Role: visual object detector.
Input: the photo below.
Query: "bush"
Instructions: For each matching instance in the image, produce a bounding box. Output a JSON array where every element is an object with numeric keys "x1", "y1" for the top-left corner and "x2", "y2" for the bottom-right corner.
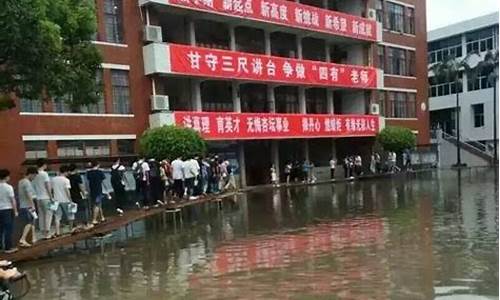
[
  {"x1": 376, "y1": 126, "x2": 416, "y2": 154},
  {"x1": 139, "y1": 125, "x2": 207, "y2": 160}
]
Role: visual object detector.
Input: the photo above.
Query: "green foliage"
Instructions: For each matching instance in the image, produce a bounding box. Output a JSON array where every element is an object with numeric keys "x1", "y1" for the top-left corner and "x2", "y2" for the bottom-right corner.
[
  {"x1": 429, "y1": 53, "x2": 475, "y2": 86},
  {"x1": 377, "y1": 126, "x2": 416, "y2": 154},
  {"x1": 473, "y1": 50, "x2": 499, "y2": 86},
  {"x1": 0, "y1": 0, "x2": 101, "y2": 111},
  {"x1": 140, "y1": 126, "x2": 207, "y2": 160}
]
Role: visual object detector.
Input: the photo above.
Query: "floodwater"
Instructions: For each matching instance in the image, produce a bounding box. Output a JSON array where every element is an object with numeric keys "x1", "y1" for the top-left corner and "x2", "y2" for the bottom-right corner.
[{"x1": 20, "y1": 168, "x2": 498, "y2": 300}]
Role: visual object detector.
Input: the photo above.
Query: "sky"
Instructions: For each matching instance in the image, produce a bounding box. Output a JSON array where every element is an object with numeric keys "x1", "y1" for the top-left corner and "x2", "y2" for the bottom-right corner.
[{"x1": 427, "y1": 0, "x2": 499, "y2": 30}]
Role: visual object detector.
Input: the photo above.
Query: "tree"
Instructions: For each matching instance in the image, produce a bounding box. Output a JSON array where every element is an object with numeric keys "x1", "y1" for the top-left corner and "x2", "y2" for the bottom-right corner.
[
  {"x1": 0, "y1": 0, "x2": 102, "y2": 111},
  {"x1": 472, "y1": 50, "x2": 499, "y2": 163},
  {"x1": 429, "y1": 53, "x2": 475, "y2": 166},
  {"x1": 140, "y1": 126, "x2": 207, "y2": 160},
  {"x1": 377, "y1": 126, "x2": 416, "y2": 154}
]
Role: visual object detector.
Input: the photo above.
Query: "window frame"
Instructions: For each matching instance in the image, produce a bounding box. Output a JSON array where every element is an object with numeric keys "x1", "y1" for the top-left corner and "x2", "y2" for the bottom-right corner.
[
  {"x1": 111, "y1": 70, "x2": 131, "y2": 114},
  {"x1": 104, "y1": 0, "x2": 124, "y2": 44},
  {"x1": 472, "y1": 103, "x2": 485, "y2": 128}
]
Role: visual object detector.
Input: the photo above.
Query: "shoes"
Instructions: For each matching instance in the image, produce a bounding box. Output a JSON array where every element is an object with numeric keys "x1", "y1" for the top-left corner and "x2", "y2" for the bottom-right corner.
[
  {"x1": 4, "y1": 248, "x2": 18, "y2": 254},
  {"x1": 19, "y1": 241, "x2": 31, "y2": 248},
  {"x1": 135, "y1": 202, "x2": 141, "y2": 209},
  {"x1": 116, "y1": 208, "x2": 124, "y2": 215}
]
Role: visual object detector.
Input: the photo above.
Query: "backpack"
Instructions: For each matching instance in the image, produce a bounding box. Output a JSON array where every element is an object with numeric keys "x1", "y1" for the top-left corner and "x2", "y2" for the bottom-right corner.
[
  {"x1": 133, "y1": 161, "x2": 143, "y2": 180},
  {"x1": 149, "y1": 161, "x2": 160, "y2": 178}
]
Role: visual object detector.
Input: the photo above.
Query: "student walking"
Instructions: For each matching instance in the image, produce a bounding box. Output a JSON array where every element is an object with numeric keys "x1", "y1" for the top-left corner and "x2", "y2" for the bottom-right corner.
[
  {"x1": 68, "y1": 164, "x2": 90, "y2": 229},
  {"x1": 32, "y1": 159, "x2": 53, "y2": 239},
  {"x1": 171, "y1": 156, "x2": 185, "y2": 200},
  {"x1": 284, "y1": 162, "x2": 292, "y2": 185},
  {"x1": 329, "y1": 157, "x2": 336, "y2": 179},
  {"x1": 148, "y1": 158, "x2": 164, "y2": 205},
  {"x1": 87, "y1": 161, "x2": 108, "y2": 225},
  {"x1": 51, "y1": 166, "x2": 75, "y2": 235},
  {"x1": 184, "y1": 156, "x2": 200, "y2": 199},
  {"x1": 270, "y1": 165, "x2": 278, "y2": 187},
  {"x1": 0, "y1": 169, "x2": 18, "y2": 253},
  {"x1": 17, "y1": 167, "x2": 38, "y2": 247},
  {"x1": 223, "y1": 160, "x2": 236, "y2": 191},
  {"x1": 111, "y1": 159, "x2": 127, "y2": 214}
]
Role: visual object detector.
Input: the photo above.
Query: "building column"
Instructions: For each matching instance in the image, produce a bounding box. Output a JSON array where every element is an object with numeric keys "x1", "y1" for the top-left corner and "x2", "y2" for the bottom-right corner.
[
  {"x1": 264, "y1": 30, "x2": 271, "y2": 55},
  {"x1": 296, "y1": 34, "x2": 303, "y2": 60},
  {"x1": 322, "y1": 0, "x2": 328, "y2": 9},
  {"x1": 271, "y1": 140, "x2": 280, "y2": 181},
  {"x1": 239, "y1": 142, "x2": 247, "y2": 187},
  {"x1": 229, "y1": 25, "x2": 236, "y2": 51},
  {"x1": 325, "y1": 43, "x2": 331, "y2": 63},
  {"x1": 304, "y1": 139, "x2": 310, "y2": 161},
  {"x1": 267, "y1": 85, "x2": 276, "y2": 113},
  {"x1": 327, "y1": 89, "x2": 334, "y2": 114},
  {"x1": 232, "y1": 81, "x2": 241, "y2": 112},
  {"x1": 299, "y1": 87, "x2": 306, "y2": 113},
  {"x1": 191, "y1": 79, "x2": 202, "y2": 111},
  {"x1": 188, "y1": 18, "x2": 196, "y2": 46},
  {"x1": 331, "y1": 138, "x2": 337, "y2": 160}
]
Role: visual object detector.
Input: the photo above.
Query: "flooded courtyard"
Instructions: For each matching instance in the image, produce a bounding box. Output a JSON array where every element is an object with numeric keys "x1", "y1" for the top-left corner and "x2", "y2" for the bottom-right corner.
[{"x1": 20, "y1": 168, "x2": 498, "y2": 299}]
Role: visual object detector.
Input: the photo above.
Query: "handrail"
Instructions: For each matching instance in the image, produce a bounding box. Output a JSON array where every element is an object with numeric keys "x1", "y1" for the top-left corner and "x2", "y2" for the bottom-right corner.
[{"x1": 441, "y1": 131, "x2": 494, "y2": 162}]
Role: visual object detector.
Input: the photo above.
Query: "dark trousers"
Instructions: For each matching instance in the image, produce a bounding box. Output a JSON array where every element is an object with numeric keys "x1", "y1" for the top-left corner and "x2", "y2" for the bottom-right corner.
[
  {"x1": 0, "y1": 209, "x2": 14, "y2": 251},
  {"x1": 150, "y1": 177, "x2": 164, "y2": 202},
  {"x1": 185, "y1": 177, "x2": 195, "y2": 197},
  {"x1": 173, "y1": 179, "x2": 184, "y2": 198},
  {"x1": 112, "y1": 183, "x2": 127, "y2": 209},
  {"x1": 330, "y1": 168, "x2": 335, "y2": 179},
  {"x1": 140, "y1": 181, "x2": 151, "y2": 206}
]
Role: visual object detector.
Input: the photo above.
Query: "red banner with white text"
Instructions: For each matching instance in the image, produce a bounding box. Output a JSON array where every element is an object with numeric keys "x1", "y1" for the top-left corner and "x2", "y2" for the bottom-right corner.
[
  {"x1": 168, "y1": 44, "x2": 378, "y2": 89},
  {"x1": 165, "y1": 0, "x2": 377, "y2": 41},
  {"x1": 173, "y1": 111, "x2": 379, "y2": 140}
]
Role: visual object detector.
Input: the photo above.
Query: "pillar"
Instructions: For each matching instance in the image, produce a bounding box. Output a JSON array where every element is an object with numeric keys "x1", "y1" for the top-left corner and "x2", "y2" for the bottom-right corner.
[
  {"x1": 325, "y1": 43, "x2": 331, "y2": 63},
  {"x1": 299, "y1": 87, "x2": 306, "y2": 113},
  {"x1": 229, "y1": 25, "x2": 236, "y2": 51},
  {"x1": 271, "y1": 140, "x2": 280, "y2": 180},
  {"x1": 327, "y1": 89, "x2": 334, "y2": 114},
  {"x1": 267, "y1": 85, "x2": 276, "y2": 113},
  {"x1": 232, "y1": 81, "x2": 241, "y2": 112},
  {"x1": 322, "y1": 0, "x2": 328, "y2": 9},
  {"x1": 296, "y1": 35, "x2": 303, "y2": 59},
  {"x1": 239, "y1": 142, "x2": 247, "y2": 187},
  {"x1": 191, "y1": 79, "x2": 202, "y2": 111},
  {"x1": 331, "y1": 139, "x2": 337, "y2": 160},
  {"x1": 188, "y1": 19, "x2": 196, "y2": 46},
  {"x1": 304, "y1": 139, "x2": 310, "y2": 161},
  {"x1": 264, "y1": 30, "x2": 271, "y2": 55}
]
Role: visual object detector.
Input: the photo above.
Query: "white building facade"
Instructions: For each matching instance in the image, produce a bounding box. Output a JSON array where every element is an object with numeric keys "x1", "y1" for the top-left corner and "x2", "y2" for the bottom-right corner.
[{"x1": 428, "y1": 12, "x2": 499, "y2": 151}]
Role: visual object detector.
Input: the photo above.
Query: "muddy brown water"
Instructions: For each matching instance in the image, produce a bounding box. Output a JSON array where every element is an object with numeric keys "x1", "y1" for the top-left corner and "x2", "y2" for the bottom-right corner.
[{"x1": 18, "y1": 168, "x2": 498, "y2": 299}]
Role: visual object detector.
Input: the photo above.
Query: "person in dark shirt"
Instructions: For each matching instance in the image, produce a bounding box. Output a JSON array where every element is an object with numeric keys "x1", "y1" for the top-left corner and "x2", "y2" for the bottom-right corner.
[
  {"x1": 86, "y1": 160, "x2": 107, "y2": 225},
  {"x1": 68, "y1": 164, "x2": 90, "y2": 228}
]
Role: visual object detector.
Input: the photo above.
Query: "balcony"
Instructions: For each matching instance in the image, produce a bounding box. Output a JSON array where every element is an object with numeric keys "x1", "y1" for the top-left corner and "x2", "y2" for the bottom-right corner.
[
  {"x1": 149, "y1": 111, "x2": 384, "y2": 140},
  {"x1": 143, "y1": 42, "x2": 384, "y2": 89},
  {"x1": 139, "y1": 0, "x2": 382, "y2": 43}
]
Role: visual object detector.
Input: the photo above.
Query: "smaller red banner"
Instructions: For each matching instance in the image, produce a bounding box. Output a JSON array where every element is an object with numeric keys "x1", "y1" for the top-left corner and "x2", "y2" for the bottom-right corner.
[
  {"x1": 173, "y1": 111, "x2": 379, "y2": 140},
  {"x1": 166, "y1": 0, "x2": 377, "y2": 41},
  {"x1": 169, "y1": 44, "x2": 378, "y2": 89}
]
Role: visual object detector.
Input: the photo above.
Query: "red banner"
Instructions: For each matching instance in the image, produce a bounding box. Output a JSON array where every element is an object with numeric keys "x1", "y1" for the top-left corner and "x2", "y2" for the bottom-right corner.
[
  {"x1": 173, "y1": 111, "x2": 379, "y2": 140},
  {"x1": 168, "y1": 44, "x2": 378, "y2": 89},
  {"x1": 165, "y1": 0, "x2": 377, "y2": 41}
]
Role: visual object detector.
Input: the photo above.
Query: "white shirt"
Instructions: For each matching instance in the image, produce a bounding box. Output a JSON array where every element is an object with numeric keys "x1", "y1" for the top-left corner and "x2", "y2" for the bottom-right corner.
[
  {"x1": 141, "y1": 161, "x2": 150, "y2": 181},
  {"x1": 51, "y1": 176, "x2": 71, "y2": 203},
  {"x1": 171, "y1": 159, "x2": 184, "y2": 180},
  {"x1": 33, "y1": 169, "x2": 51, "y2": 200},
  {"x1": 0, "y1": 182, "x2": 15, "y2": 210},
  {"x1": 329, "y1": 159, "x2": 336, "y2": 169},
  {"x1": 183, "y1": 159, "x2": 199, "y2": 179}
]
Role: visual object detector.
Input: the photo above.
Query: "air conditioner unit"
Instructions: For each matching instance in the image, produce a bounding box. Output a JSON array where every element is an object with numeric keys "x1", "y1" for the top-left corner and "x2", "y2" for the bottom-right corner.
[
  {"x1": 143, "y1": 25, "x2": 163, "y2": 43},
  {"x1": 370, "y1": 103, "x2": 380, "y2": 115},
  {"x1": 367, "y1": 8, "x2": 377, "y2": 21},
  {"x1": 151, "y1": 95, "x2": 170, "y2": 111}
]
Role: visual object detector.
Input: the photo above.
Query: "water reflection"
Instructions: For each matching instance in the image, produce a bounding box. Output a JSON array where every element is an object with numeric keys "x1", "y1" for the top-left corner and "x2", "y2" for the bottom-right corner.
[{"x1": 21, "y1": 169, "x2": 498, "y2": 300}]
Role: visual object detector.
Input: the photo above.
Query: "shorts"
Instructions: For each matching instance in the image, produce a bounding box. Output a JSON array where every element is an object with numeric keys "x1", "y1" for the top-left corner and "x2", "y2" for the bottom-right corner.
[
  {"x1": 19, "y1": 208, "x2": 35, "y2": 224},
  {"x1": 91, "y1": 194, "x2": 105, "y2": 207},
  {"x1": 55, "y1": 202, "x2": 75, "y2": 222}
]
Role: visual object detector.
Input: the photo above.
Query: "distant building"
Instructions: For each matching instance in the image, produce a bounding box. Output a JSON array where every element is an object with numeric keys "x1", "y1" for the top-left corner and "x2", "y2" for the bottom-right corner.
[{"x1": 428, "y1": 12, "x2": 499, "y2": 151}]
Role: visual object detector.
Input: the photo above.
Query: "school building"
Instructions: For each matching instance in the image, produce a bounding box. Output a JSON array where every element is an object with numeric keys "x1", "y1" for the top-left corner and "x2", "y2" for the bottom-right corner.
[{"x1": 0, "y1": 0, "x2": 429, "y2": 185}]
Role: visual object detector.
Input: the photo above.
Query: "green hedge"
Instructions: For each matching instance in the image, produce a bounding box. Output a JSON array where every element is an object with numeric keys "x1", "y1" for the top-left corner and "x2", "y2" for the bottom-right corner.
[
  {"x1": 139, "y1": 125, "x2": 207, "y2": 160},
  {"x1": 376, "y1": 126, "x2": 416, "y2": 153}
]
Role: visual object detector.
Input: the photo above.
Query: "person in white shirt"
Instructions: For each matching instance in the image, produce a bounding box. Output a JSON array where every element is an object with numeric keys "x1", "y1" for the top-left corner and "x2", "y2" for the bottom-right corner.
[
  {"x1": 51, "y1": 165, "x2": 74, "y2": 236},
  {"x1": 183, "y1": 157, "x2": 200, "y2": 199},
  {"x1": 32, "y1": 159, "x2": 53, "y2": 239},
  {"x1": 171, "y1": 157, "x2": 184, "y2": 200},
  {"x1": 17, "y1": 167, "x2": 38, "y2": 247},
  {"x1": 329, "y1": 157, "x2": 336, "y2": 179},
  {"x1": 0, "y1": 169, "x2": 18, "y2": 253}
]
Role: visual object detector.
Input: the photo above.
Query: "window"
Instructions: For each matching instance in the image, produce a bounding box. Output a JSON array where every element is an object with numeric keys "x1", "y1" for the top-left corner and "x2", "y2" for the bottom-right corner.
[
  {"x1": 467, "y1": 69, "x2": 492, "y2": 91},
  {"x1": 404, "y1": 7, "x2": 415, "y2": 34},
  {"x1": 275, "y1": 87, "x2": 299, "y2": 113},
  {"x1": 428, "y1": 35, "x2": 463, "y2": 63},
  {"x1": 57, "y1": 141, "x2": 84, "y2": 157},
  {"x1": 82, "y1": 70, "x2": 105, "y2": 114},
  {"x1": 111, "y1": 70, "x2": 130, "y2": 114},
  {"x1": 306, "y1": 89, "x2": 327, "y2": 114},
  {"x1": 117, "y1": 139, "x2": 135, "y2": 155},
  {"x1": 378, "y1": 46, "x2": 385, "y2": 69},
  {"x1": 57, "y1": 140, "x2": 111, "y2": 157},
  {"x1": 24, "y1": 141, "x2": 47, "y2": 159},
  {"x1": 466, "y1": 26, "x2": 496, "y2": 54},
  {"x1": 386, "y1": 47, "x2": 412, "y2": 76},
  {"x1": 429, "y1": 73, "x2": 463, "y2": 97},
  {"x1": 20, "y1": 99, "x2": 42, "y2": 113},
  {"x1": 386, "y1": 92, "x2": 416, "y2": 118},
  {"x1": 104, "y1": 0, "x2": 124, "y2": 43},
  {"x1": 52, "y1": 98, "x2": 72, "y2": 113},
  {"x1": 387, "y1": 2, "x2": 404, "y2": 32},
  {"x1": 472, "y1": 104, "x2": 484, "y2": 127}
]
